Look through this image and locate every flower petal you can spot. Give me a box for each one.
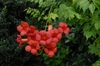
[64,28,70,35]
[46,38,52,45]
[17,25,22,32]
[48,51,55,58]
[20,30,26,36]
[35,34,41,41]
[44,48,49,54]
[40,40,46,46]
[25,45,32,52]
[48,24,52,30]
[21,21,29,30]
[31,48,37,55]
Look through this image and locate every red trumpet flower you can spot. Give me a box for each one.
[59,22,70,35]
[16,35,28,48]
[48,24,52,30]
[16,21,70,58]
[17,21,29,36]
[37,30,52,46]
[44,47,57,58]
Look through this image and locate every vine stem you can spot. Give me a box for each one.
[45,22,48,30]
[45,0,55,30]
[49,0,55,14]
[36,46,44,56]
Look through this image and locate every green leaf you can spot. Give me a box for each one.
[47,18,52,23]
[72,0,78,4]
[91,28,97,38]
[88,44,96,54]
[34,0,39,3]
[92,60,100,66]
[78,44,84,51]
[79,0,87,8]
[59,4,66,10]
[78,0,90,12]
[49,13,58,20]
[93,0,100,6]
[65,40,70,43]
[26,8,32,14]
[39,0,43,4]
[38,17,41,21]
[94,21,100,30]
[75,13,82,19]
[82,0,90,12]
[94,37,100,45]
[57,4,82,20]
[39,0,46,7]
[84,31,92,40]
[89,3,95,14]
[88,37,100,57]
[43,16,48,20]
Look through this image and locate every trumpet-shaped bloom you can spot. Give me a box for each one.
[48,24,52,30]
[16,35,28,48]
[48,28,62,42]
[59,22,70,35]
[17,21,29,36]
[44,47,57,58]
[27,25,36,36]
[28,40,40,49]
[31,48,37,55]
[16,21,70,58]
[37,30,52,46]
[25,45,32,52]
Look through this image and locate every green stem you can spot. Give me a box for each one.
[49,0,55,14]
[36,46,44,56]
[45,0,55,30]
[45,22,48,30]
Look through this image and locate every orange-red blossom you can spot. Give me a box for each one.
[16,21,70,58]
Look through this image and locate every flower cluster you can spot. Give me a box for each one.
[16,21,70,58]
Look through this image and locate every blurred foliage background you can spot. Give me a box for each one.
[0,0,100,66]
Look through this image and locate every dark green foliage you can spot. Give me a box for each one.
[0,1,44,66]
